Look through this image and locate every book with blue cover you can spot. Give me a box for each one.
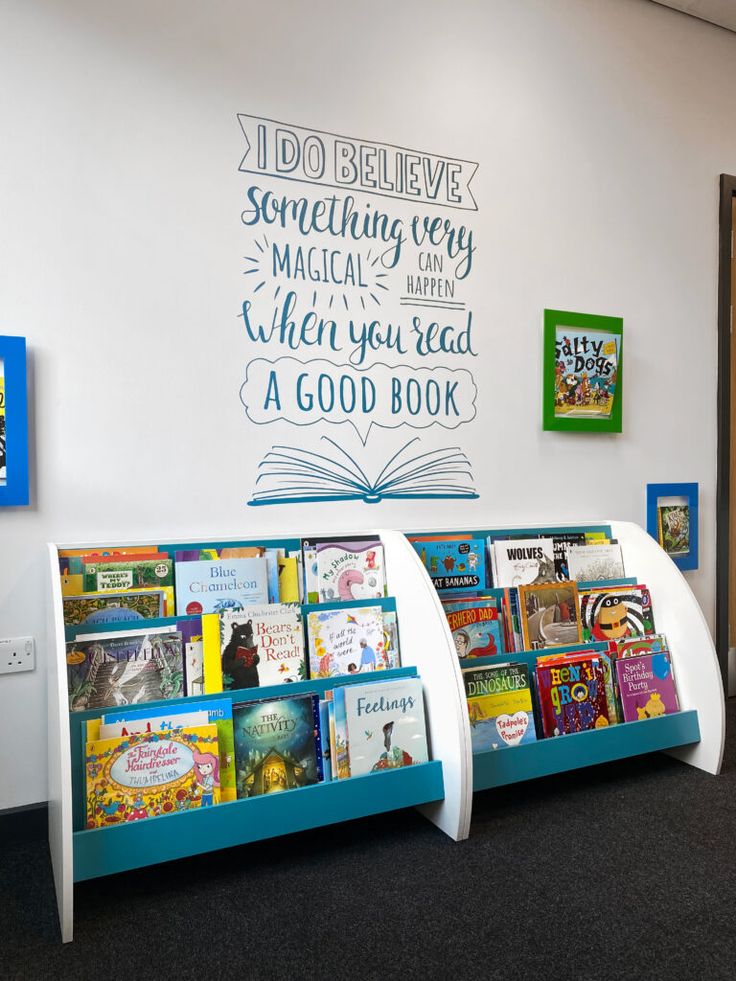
[232,693,322,797]
[412,539,487,593]
[442,598,504,658]
[174,557,269,616]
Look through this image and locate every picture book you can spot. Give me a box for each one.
[302,545,319,604]
[492,538,556,588]
[518,582,582,650]
[85,724,220,827]
[82,556,174,593]
[314,539,386,602]
[566,543,625,583]
[382,610,402,669]
[220,603,306,689]
[331,687,350,778]
[318,700,332,783]
[538,647,619,726]
[175,548,281,603]
[342,677,429,776]
[462,662,536,751]
[657,504,690,556]
[443,598,503,659]
[578,585,655,643]
[62,589,166,626]
[59,545,159,577]
[174,557,269,616]
[550,532,586,580]
[612,634,668,659]
[307,606,386,678]
[536,655,609,736]
[67,630,185,712]
[616,652,680,722]
[412,538,487,592]
[98,696,237,802]
[553,327,619,419]
[278,556,300,602]
[232,694,321,798]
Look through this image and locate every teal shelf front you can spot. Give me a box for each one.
[73,761,444,882]
[472,710,700,792]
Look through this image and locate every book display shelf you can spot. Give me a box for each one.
[404,519,724,826]
[46,521,724,942]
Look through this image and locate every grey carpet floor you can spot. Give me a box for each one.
[3,701,735,981]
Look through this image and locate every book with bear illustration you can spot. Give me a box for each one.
[219,604,306,689]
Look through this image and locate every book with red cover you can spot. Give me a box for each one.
[535,654,609,737]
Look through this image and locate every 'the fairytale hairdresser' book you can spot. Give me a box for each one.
[307,606,385,678]
[443,598,503,659]
[518,582,582,650]
[536,653,609,736]
[412,538,487,592]
[85,725,220,827]
[66,630,184,712]
[578,585,655,643]
[462,662,536,751]
[616,652,680,722]
[219,604,306,690]
[174,557,269,615]
[341,677,429,776]
[313,539,387,603]
[232,694,321,798]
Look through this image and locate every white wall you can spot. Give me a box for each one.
[0,0,734,809]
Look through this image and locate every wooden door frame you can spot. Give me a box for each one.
[715,174,736,686]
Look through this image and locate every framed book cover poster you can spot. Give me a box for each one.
[542,309,623,433]
[646,482,698,571]
[0,335,29,506]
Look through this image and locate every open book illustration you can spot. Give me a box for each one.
[248,437,479,505]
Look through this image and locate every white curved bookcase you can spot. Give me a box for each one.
[46,520,722,942]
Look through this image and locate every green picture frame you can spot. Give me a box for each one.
[542,309,623,433]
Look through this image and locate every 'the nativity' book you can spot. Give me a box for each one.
[219,603,306,690]
[307,606,386,678]
[342,677,429,776]
[174,557,269,616]
[616,652,680,722]
[462,662,536,751]
[85,724,220,827]
[67,629,184,712]
[232,694,321,798]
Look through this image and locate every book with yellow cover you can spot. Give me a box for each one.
[85,724,220,827]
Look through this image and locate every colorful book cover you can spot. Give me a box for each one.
[553,327,619,419]
[220,603,307,689]
[85,724,220,827]
[382,610,402,669]
[616,652,680,722]
[413,538,487,592]
[302,546,319,604]
[62,589,166,626]
[232,694,321,798]
[579,585,655,643]
[657,504,690,556]
[342,677,429,776]
[82,556,174,593]
[536,655,609,736]
[315,540,387,602]
[59,545,160,577]
[462,662,537,750]
[443,599,503,659]
[307,606,385,678]
[492,538,556,588]
[518,582,582,650]
[184,640,205,697]
[67,630,184,712]
[99,697,237,802]
[174,557,269,615]
[318,700,332,783]
[566,543,625,583]
[538,647,620,726]
[278,556,300,602]
[331,686,350,779]
[550,532,586,580]
[613,634,668,659]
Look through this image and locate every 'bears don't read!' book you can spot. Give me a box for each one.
[314,539,387,603]
[174,557,269,615]
[443,598,503,659]
[67,630,184,712]
[412,539,487,592]
[462,662,536,751]
[232,694,321,798]
[307,606,385,678]
[341,677,429,777]
[219,604,306,690]
[85,725,220,827]
[616,652,680,723]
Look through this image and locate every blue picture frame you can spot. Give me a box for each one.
[0,336,29,506]
[646,482,698,571]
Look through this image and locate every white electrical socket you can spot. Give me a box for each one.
[0,637,35,675]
